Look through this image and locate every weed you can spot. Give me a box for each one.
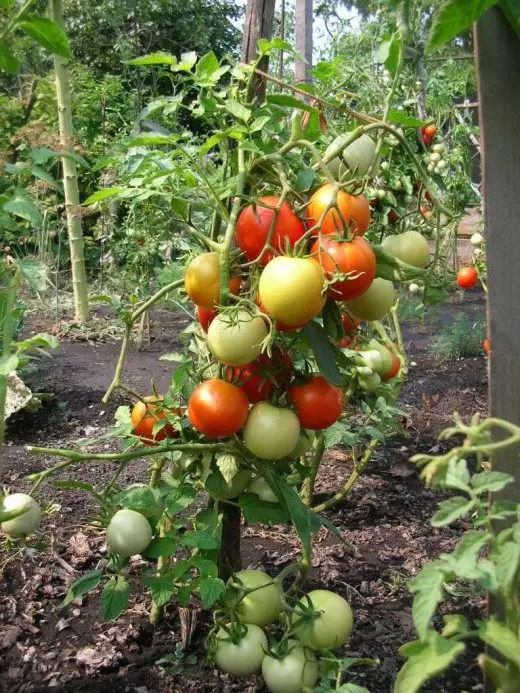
[429,313,485,360]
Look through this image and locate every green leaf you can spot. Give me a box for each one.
[471,470,513,493]
[373,245,426,282]
[126,52,176,66]
[177,51,197,71]
[14,332,59,353]
[142,573,174,607]
[195,50,219,76]
[431,496,476,527]
[277,478,312,547]
[164,484,197,515]
[101,576,130,620]
[16,259,46,292]
[0,43,20,74]
[258,37,293,55]
[395,631,465,693]
[17,16,71,58]
[62,570,103,607]
[4,195,42,226]
[30,166,61,191]
[322,300,343,343]
[409,561,447,640]
[500,0,520,38]
[444,457,471,492]
[493,541,520,590]
[426,0,498,54]
[199,576,226,608]
[114,486,157,513]
[239,492,290,526]
[53,480,94,492]
[181,530,219,550]
[0,355,18,375]
[216,454,239,485]
[250,115,271,133]
[293,168,315,193]
[442,614,469,638]
[477,617,520,668]
[83,187,122,205]
[142,537,177,559]
[302,321,343,386]
[380,33,402,76]
[225,99,251,123]
[387,111,428,127]
[266,94,315,112]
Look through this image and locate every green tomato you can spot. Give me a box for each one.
[208,468,252,500]
[358,370,381,392]
[324,133,377,178]
[247,476,278,503]
[207,309,268,366]
[106,508,153,557]
[214,623,268,676]
[345,278,395,321]
[233,569,282,626]
[367,339,394,374]
[1,493,42,538]
[358,349,384,374]
[470,232,484,246]
[243,402,300,460]
[382,231,429,269]
[262,641,318,693]
[295,589,354,650]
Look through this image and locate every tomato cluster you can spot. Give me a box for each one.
[211,569,354,693]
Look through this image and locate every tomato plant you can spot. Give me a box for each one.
[262,642,319,693]
[310,235,376,301]
[307,183,370,236]
[130,396,178,444]
[225,348,291,403]
[188,379,249,438]
[213,624,268,676]
[289,375,344,430]
[106,508,153,557]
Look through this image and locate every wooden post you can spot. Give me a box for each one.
[295,0,313,83]
[475,8,520,497]
[241,0,276,99]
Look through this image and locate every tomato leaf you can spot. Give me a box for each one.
[62,570,103,607]
[240,492,290,526]
[293,168,315,192]
[114,487,158,514]
[409,561,448,639]
[302,321,343,387]
[142,572,174,607]
[164,484,197,515]
[0,43,20,74]
[181,530,220,550]
[431,496,476,527]
[16,16,71,58]
[395,631,465,693]
[199,576,226,608]
[142,537,177,558]
[322,300,343,343]
[101,576,130,620]
[426,0,498,54]
[266,94,315,113]
[216,454,239,484]
[471,471,513,493]
[387,111,429,127]
[477,617,520,668]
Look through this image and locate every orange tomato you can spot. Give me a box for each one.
[483,338,490,355]
[187,379,249,439]
[310,235,376,301]
[131,396,179,445]
[306,183,370,237]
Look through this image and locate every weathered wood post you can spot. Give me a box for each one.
[242,0,276,99]
[295,0,313,83]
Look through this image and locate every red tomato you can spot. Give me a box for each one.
[483,338,490,355]
[131,396,178,445]
[456,266,478,289]
[225,348,291,403]
[306,184,370,237]
[188,379,249,438]
[289,375,344,430]
[310,236,376,301]
[381,349,401,381]
[236,196,306,265]
[197,306,217,332]
[337,313,360,347]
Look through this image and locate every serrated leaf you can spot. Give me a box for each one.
[4,195,42,225]
[266,94,315,112]
[83,187,122,205]
[115,486,157,513]
[225,99,251,123]
[53,480,95,492]
[323,422,345,448]
[0,43,20,74]
[302,321,342,386]
[395,631,465,693]
[30,166,61,191]
[195,50,219,77]
[17,259,47,291]
[409,561,447,640]
[444,457,471,492]
[258,37,293,54]
[142,573,174,607]
[199,576,226,608]
[431,496,476,527]
[387,111,428,127]
[293,168,315,192]
[14,332,59,353]
[17,16,71,58]
[126,52,176,66]
[250,115,271,132]
[165,484,197,515]
[62,570,103,607]
[239,492,290,526]
[471,470,513,493]
[216,454,239,485]
[181,530,219,550]
[442,614,469,638]
[426,0,497,54]
[493,541,520,589]
[101,576,130,620]
[142,537,177,559]
[477,617,520,668]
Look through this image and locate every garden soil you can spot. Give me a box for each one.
[0,291,488,693]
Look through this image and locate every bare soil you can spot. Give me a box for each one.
[0,291,488,693]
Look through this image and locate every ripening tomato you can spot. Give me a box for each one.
[236,196,306,264]
[483,338,490,355]
[184,252,241,309]
[131,396,178,445]
[258,256,326,327]
[257,297,304,332]
[294,589,354,650]
[367,340,401,380]
[289,375,344,430]
[310,235,376,301]
[188,379,249,438]
[345,278,395,321]
[456,266,478,289]
[207,310,268,366]
[197,306,217,332]
[306,183,370,236]
[382,350,401,380]
[225,348,292,403]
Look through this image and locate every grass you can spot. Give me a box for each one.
[429,313,486,360]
